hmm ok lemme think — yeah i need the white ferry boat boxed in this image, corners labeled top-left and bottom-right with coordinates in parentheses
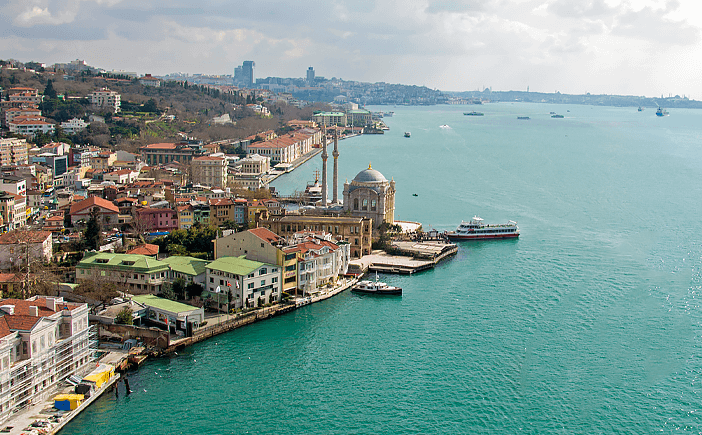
top-left (352, 273), bottom-right (402, 295)
top-left (445, 216), bottom-right (519, 241)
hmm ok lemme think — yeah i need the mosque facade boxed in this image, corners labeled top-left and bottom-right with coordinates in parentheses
top-left (342, 164), bottom-right (395, 228)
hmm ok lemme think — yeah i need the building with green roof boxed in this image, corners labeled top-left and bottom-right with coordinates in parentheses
top-left (76, 252), bottom-right (170, 294)
top-left (204, 255), bottom-right (281, 310)
top-left (132, 294), bottom-right (204, 332)
top-left (311, 111), bottom-right (347, 127)
top-left (161, 256), bottom-right (208, 286)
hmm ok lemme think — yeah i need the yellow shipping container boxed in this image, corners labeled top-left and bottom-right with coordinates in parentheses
top-left (54, 393), bottom-right (84, 411)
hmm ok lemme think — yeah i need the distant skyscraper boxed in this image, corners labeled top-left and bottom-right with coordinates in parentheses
top-left (306, 67), bottom-right (315, 86)
top-left (242, 61), bottom-right (255, 88)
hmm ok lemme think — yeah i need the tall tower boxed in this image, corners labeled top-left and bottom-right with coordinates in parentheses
top-left (321, 128), bottom-right (328, 206)
top-left (242, 61), bottom-right (255, 88)
top-left (332, 129), bottom-right (339, 204)
top-left (306, 67), bottom-right (315, 86)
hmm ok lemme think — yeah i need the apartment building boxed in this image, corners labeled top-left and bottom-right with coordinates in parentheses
top-left (0, 296), bottom-right (95, 424)
top-left (76, 252), bottom-right (170, 294)
top-left (191, 156), bottom-right (226, 188)
top-left (90, 88), bottom-right (121, 113)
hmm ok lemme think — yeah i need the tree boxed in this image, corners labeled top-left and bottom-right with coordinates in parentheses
top-left (159, 282), bottom-right (176, 301)
top-left (84, 206), bottom-right (102, 250)
top-left (186, 282), bottom-right (203, 299)
top-left (44, 79), bottom-right (57, 99)
top-left (143, 98), bottom-right (158, 113)
top-left (172, 278), bottom-right (186, 300)
top-left (115, 307), bottom-right (134, 325)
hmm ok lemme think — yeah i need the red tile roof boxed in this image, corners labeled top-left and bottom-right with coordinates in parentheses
top-left (0, 230), bottom-right (51, 245)
top-left (249, 227), bottom-right (283, 244)
top-left (126, 244), bottom-right (159, 256)
top-left (69, 196), bottom-right (119, 215)
top-left (143, 143), bottom-right (177, 149)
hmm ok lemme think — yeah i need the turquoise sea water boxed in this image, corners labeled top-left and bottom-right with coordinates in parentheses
top-left (63, 104), bottom-right (702, 434)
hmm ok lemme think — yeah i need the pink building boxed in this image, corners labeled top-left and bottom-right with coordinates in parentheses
top-left (135, 207), bottom-right (178, 233)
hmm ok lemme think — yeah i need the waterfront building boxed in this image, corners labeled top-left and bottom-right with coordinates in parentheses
top-left (261, 215), bottom-right (373, 258)
top-left (161, 256), bottom-right (208, 286)
top-left (0, 230), bottom-right (52, 269)
top-left (311, 112), bottom-right (347, 127)
top-left (342, 164), bottom-right (396, 229)
top-left (347, 109), bottom-right (372, 126)
top-left (191, 156), bottom-right (227, 188)
top-left (90, 88), bottom-right (121, 113)
top-left (131, 295), bottom-right (204, 334)
top-left (76, 252), bottom-right (170, 294)
top-left (0, 296), bottom-right (95, 424)
top-left (204, 255), bottom-right (280, 310)
top-left (283, 233), bottom-right (350, 296)
top-left (214, 227), bottom-right (297, 293)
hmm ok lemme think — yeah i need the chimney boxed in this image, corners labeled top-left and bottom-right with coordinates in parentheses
top-left (0, 305), bottom-right (15, 315)
top-left (29, 306), bottom-right (39, 316)
top-left (47, 298), bottom-right (57, 312)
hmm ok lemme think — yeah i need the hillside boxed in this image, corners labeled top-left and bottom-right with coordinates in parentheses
top-left (1, 68), bottom-right (327, 151)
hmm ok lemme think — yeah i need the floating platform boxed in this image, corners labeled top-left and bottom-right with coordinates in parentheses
top-left (349, 241), bottom-right (457, 275)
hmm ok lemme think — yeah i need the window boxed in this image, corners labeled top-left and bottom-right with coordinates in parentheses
top-left (272, 277), bottom-right (278, 283)
top-left (210, 277), bottom-right (214, 283)
top-left (362, 199), bottom-right (368, 210)
top-left (353, 198), bottom-right (359, 210)
top-left (260, 268), bottom-right (267, 275)
top-left (248, 283), bottom-right (254, 289)
top-left (261, 280), bottom-right (266, 286)
top-left (371, 199), bottom-right (377, 211)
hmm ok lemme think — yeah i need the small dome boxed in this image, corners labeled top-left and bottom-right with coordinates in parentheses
top-left (353, 164), bottom-right (387, 183)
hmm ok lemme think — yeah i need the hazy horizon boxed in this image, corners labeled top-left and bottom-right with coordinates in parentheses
top-left (2, 0), bottom-right (701, 99)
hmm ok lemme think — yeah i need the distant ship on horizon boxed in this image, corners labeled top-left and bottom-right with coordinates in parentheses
top-left (656, 107), bottom-right (669, 117)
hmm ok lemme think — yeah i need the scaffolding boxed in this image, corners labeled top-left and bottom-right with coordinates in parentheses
top-left (0, 325), bottom-right (98, 423)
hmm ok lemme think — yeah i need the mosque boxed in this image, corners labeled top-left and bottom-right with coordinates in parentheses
top-left (319, 130), bottom-right (396, 229)
top-left (342, 164), bottom-right (395, 228)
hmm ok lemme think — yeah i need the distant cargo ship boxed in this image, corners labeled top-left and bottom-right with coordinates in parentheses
top-left (517, 116), bottom-right (530, 120)
top-left (551, 114), bottom-right (564, 118)
top-left (464, 111), bottom-right (484, 116)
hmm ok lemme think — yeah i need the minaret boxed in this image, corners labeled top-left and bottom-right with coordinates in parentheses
top-left (321, 128), bottom-right (328, 206)
top-left (332, 129), bottom-right (339, 204)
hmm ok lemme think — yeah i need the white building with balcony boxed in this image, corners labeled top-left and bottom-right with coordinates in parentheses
top-left (0, 296), bottom-right (95, 424)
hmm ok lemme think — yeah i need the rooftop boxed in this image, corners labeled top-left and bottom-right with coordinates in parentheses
top-left (131, 294), bottom-right (201, 315)
top-left (206, 255), bottom-right (267, 276)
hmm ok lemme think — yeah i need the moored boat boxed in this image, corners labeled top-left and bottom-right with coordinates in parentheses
top-left (352, 273), bottom-right (402, 295)
top-left (445, 216), bottom-right (519, 241)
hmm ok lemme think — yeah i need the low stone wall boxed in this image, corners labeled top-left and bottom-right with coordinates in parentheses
top-left (98, 324), bottom-right (170, 349)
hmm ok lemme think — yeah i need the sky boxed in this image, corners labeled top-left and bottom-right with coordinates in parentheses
top-left (1, 0), bottom-right (701, 98)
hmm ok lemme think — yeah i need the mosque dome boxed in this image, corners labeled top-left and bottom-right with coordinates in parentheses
top-left (352, 164), bottom-right (387, 184)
